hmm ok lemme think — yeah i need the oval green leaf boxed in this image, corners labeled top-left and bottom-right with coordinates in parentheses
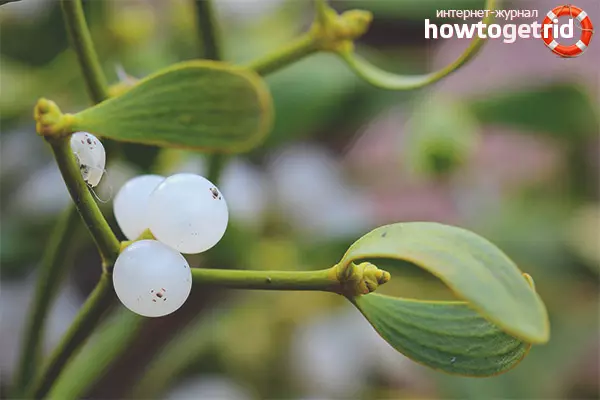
top-left (70, 60), bottom-right (273, 153)
top-left (353, 294), bottom-right (530, 376)
top-left (339, 222), bottom-right (549, 343)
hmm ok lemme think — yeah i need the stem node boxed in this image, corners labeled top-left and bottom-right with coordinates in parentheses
top-left (34, 99), bottom-right (75, 138)
top-left (311, 5), bottom-right (372, 52)
top-left (333, 261), bottom-right (391, 297)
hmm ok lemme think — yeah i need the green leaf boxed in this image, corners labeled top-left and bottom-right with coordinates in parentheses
top-left (353, 294), bottom-right (530, 376)
top-left (468, 83), bottom-right (598, 140)
top-left (70, 60), bottom-right (273, 153)
top-left (432, 300), bottom-right (599, 397)
top-left (340, 222), bottom-right (549, 343)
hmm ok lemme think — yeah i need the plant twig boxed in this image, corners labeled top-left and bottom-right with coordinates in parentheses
top-left (194, 0), bottom-right (223, 61)
top-left (11, 208), bottom-right (79, 395)
top-left (61, 0), bottom-right (108, 103)
top-left (337, 0), bottom-right (497, 90)
top-left (27, 273), bottom-right (116, 399)
top-left (132, 260), bottom-right (392, 398)
top-left (192, 262), bottom-right (390, 296)
top-left (15, 0), bottom-right (113, 390)
top-left (192, 267), bottom-right (337, 291)
top-left (246, 33), bottom-right (319, 76)
top-left (195, 0), bottom-right (228, 183)
top-left (17, 1), bottom-right (118, 397)
top-left (245, 0), bottom-right (372, 76)
top-left (49, 137), bottom-right (121, 267)
top-left (206, 151), bottom-right (227, 184)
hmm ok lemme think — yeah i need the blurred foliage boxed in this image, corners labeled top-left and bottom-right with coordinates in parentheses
top-left (468, 83), bottom-right (599, 140)
top-left (47, 309), bottom-right (142, 400)
top-left (0, 2), bottom-right (67, 65)
top-left (566, 204), bottom-right (600, 274)
top-left (405, 96), bottom-right (479, 178)
top-left (264, 54), bottom-right (362, 148)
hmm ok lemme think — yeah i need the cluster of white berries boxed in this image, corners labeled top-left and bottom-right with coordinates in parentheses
top-left (113, 173), bottom-right (229, 317)
top-left (71, 132), bottom-right (229, 317)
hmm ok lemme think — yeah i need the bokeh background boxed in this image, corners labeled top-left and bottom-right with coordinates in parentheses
top-left (1, 0), bottom-right (599, 398)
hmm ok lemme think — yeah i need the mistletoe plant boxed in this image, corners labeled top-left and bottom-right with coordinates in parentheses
top-left (10, 0), bottom-right (549, 398)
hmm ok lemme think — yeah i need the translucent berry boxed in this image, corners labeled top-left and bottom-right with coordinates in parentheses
top-left (113, 175), bottom-right (164, 240)
top-left (113, 240), bottom-right (192, 317)
top-left (70, 132), bottom-right (106, 187)
top-left (147, 173), bottom-right (228, 254)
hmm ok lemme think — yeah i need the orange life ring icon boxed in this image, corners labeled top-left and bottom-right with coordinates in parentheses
top-left (542, 5), bottom-right (594, 57)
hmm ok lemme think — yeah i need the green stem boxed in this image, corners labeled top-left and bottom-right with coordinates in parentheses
top-left (60, 0), bottom-right (109, 103)
top-left (133, 262), bottom-right (391, 397)
top-left (207, 153), bottom-right (227, 183)
top-left (246, 32), bottom-right (319, 76)
top-left (194, 0), bottom-right (222, 61)
top-left (14, 1), bottom-right (112, 396)
top-left (244, 0), bottom-right (372, 76)
top-left (27, 273), bottom-right (116, 399)
top-left (49, 138), bottom-right (120, 267)
top-left (192, 267), bottom-right (337, 291)
top-left (337, 0), bottom-right (496, 90)
top-left (11, 208), bottom-right (79, 395)
top-left (195, 0), bottom-right (229, 184)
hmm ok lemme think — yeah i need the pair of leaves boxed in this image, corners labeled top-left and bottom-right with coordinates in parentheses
top-left (66, 60), bottom-right (273, 153)
top-left (339, 222), bottom-right (549, 376)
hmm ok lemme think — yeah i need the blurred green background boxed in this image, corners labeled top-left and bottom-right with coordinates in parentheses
top-left (1, 0), bottom-right (598, 399)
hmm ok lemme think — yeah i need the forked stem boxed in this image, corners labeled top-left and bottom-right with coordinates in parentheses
top-left (246, 33), bottom-right (320, 76)
top-left (15, 0), bottom-right (116, 397)
top-left (246, 1), bottom-right (372, 75)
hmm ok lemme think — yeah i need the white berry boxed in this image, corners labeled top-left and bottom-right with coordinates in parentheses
top-left (70, 132), bottom-right (105, 187)
top-left (113, 240), bottom-right (192, 317)
top-left (114, 175), bottom-right (165, 240)
top-left (147, 173), bottom-right (229, 254)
